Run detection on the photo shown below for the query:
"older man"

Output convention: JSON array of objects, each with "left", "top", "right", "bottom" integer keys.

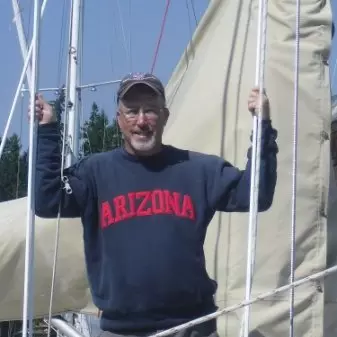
[{"left": 33, "top": 72, "right": 278, "bottom": 337}]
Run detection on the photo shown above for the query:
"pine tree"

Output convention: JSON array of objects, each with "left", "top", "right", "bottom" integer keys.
[
  {"left": 0, "top": 134, "right": 28, "bottom": 201},
  {"left": 81, "top": 102, "right": 122, "bottom": 156}
]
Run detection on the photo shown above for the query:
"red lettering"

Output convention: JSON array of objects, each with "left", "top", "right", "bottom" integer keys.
[
  {"left": 136, "top": 191, "right": 152, "bottom": 216},
  {"left": 127, "top": 192, "right": 136, "bottom": 218},
  {"left": 100, "top": 189, "right": 196, "bottom": 230},
  {"left": 181, "top": 195, "right": 195, "bottom": 220},
  {"left": 164, "top": 190, "right": 181, "bottom": 216},
  {"left": 100, "top": 201, "right": 114, "bottom": 228},
  {"left": 113, "top": 195, "right": 128, "bottom": 222},
  {"left": 152, "top": 190, "right": 165, "bottom": 214}
]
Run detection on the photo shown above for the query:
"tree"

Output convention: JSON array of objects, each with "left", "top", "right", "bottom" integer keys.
[
  {"left": 81, "top": 102, "right": 122, "bottom": 156},
  {"left": 49, "top": 86, "right": 66, "bottom": 144},
  {"left": 0, "top": 134, "right": 28, "bottom": 201}
]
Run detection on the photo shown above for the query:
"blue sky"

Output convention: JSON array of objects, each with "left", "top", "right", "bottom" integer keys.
[{"left": 0, "top": 0, "right": 336, "bottom": 150}]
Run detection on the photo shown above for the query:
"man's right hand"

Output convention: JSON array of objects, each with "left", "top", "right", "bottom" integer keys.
[{"left": 29, "top": 93, "right": 57, "bottom": 125}]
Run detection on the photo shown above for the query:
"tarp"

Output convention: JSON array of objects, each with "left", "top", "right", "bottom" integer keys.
[
  {"left": 163, "top": 0, "right": 334, "bottom": 336},
  {"left": 0, "top": 0, "right": 334, "bottom": 336}
]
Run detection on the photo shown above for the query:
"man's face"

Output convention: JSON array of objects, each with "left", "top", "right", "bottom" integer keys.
[{"left": 117, "top": 84, "right": 169, "bottom": 156}]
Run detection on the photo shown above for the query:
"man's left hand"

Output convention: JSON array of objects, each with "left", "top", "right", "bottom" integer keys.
[{"left": 248, "top": 87, "right": 270, "bottom": 120}]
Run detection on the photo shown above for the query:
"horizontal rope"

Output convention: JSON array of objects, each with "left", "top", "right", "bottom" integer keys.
[{"left": 149, "top": 264, "right": 337, "bottom": 337}]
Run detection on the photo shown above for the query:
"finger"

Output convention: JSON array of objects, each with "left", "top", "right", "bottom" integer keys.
[
  {"left": 251, "top": 87, "right": 266, "bottom": 95},
  {"left": 36, "top": 93, "right": 43, "bottom": 100}
]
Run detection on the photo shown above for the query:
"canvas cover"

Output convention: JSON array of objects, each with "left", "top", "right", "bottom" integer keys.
[
  {"left": 164, "top": 0, "right": 334, "bottom": 336},
  {"left": 0, "top": 0, "right": 335, "bottom": 336}
]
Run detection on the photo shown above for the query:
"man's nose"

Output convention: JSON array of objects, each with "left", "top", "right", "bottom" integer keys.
[{"left": 136, "top": 110, "right": 147, "bottom": 125}]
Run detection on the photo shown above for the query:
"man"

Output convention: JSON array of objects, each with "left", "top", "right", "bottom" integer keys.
[{"left": 33, "top": 72, "right": 278, "bottom": 337}]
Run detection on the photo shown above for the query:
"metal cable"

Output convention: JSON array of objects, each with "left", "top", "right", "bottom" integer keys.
[
  {"left": 289, "top": 0, "right": 301, "bottom": 336},
  {"left": 240, "top": 0, "right": 268, "bottom": 336},
  {"left": 47, "top": 1, "right": 74, "bottom": 336}
]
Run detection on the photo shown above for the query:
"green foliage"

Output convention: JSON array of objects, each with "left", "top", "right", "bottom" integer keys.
[
  {"left": 49, "top": 86, "right": 66, "bottom": 143},
  {"left": 0, "top": 134, "right": 28, "bottom": 201},
  {"left": 81, "top": 101, "right": 122, "bottom": 156}
]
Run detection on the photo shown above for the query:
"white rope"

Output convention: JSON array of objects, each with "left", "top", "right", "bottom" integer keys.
[
  {"left": 240, "top": 0, "right": 268, "bottom": 336},
  {"left": 22, "top": 0, "right": 41, "bottom": 337},
  {"left": 148, "top": 264, "right": 337, "bottom": 337},
  {"left": 47, "top": 1, "right": 82, "bottom": 335},
  {"left": 289, "top": 0, "right": 301, "bottom": 336}
]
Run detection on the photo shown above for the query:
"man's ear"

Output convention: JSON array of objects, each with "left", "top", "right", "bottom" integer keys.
[{"left": 116, "top": 111, "right": 122, "bottom": 127}]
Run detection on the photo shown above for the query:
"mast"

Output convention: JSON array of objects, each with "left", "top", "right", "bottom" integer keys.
[
  {"left": 64, "top": 1, "right": 92, "bottom": 336},
  {"left": 22, "top": 0, "right": 42, "bottom": 336},
  {"left": 65, "top": 0, "right": 82, "bottom": 167}
]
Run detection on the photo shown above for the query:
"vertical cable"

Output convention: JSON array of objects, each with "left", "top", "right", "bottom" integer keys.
[
  {"left": 240, "top": 0, "right": 268, "bottom": 336},
  {"left": 289, "top": 0, "right": 300, "bottom": 336}
]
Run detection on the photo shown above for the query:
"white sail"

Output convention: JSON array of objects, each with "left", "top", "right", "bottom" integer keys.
[
  {"left": 0, "top": 0, "right": 335, "bottom": 337},
  {"left": 0, "top": 196, "right": 89, "bottom": 319},
  {"left": 163, "top": 0, "right": 334, "bottom": 336}
]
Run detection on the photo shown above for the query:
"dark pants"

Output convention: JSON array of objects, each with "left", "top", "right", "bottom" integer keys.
[{"left": 100, "top": 320, "right": 219, "bottom": 337}]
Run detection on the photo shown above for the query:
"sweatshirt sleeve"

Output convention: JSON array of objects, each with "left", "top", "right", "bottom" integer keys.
[
  {"left": 207, "top": 120, "right": 278, "bottom": 212},
  {"left": 35, "top": 122, "right": 94, "bottom": 218}
]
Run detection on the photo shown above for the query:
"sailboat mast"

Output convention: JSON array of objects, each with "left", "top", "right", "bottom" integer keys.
[
  {"left": 64, "top": 2, "right": 92, "bottom": 336},
  {"left": 65, "top": 0, "right": 82, "bottom": 167},
  {"left": 22, "top": 0, "right": 42, "bottom": 336}
]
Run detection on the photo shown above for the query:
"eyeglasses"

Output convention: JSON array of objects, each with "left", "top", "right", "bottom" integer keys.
[{"left": 119, "top": 107, "right": 163, "bottom": 121}]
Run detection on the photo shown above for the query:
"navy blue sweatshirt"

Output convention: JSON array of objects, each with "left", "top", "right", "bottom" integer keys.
[{"left": 35, "top": 121, "right": 278, "bottom": 333}]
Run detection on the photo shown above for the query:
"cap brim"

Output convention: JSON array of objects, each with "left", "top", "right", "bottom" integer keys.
[{"left": 118, "top": 81, "right": 162, "bottom": 100}]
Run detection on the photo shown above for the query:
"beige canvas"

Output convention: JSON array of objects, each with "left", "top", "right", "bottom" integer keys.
[
  {"left": 0, "top": 0, "right": 334, "bottom": 336},
  {"left": 163, "top": 0, "right": 333, "bottom": 336}
]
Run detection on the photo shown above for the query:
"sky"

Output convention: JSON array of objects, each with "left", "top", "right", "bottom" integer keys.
[
  {"left": 0, "top": 0, "right": 336, "bottom": 150},
  {"left": 0, "top": 0, "right": 209, "bottom": 149}
]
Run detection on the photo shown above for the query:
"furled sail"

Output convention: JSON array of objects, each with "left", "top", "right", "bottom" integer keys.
[
  {"left": 0, "top": 1, "right": 335, "bottom": 337},
  {"left": 163, "top": 0, "right": 334, "bottom": 336}
]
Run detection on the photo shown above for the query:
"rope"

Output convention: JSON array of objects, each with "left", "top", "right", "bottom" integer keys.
[
  {"left": 116, "top": 0, "right": 131, "bottom": 71},
  {"left": 46, "top": 1, "right": 75, "bottom": 335},
  {"left": 240, "top": 0, "right": 268, "bottom": 336},
  {"left": 150, "top": 0, "right": 171, "bottom": 74},
  {"left": 148, "top": 264, "right": 337, "bottom": 337},
  {"left": 289, "top": 0, "right": 301, "bottom": 336}
]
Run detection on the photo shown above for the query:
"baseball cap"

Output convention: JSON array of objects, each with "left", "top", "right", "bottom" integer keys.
[{"left": 117, "top": 72, "right": 166, "bottom": 102}]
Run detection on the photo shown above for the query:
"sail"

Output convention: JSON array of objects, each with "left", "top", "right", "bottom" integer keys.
[
  {"left": 0, "top": 0, "right": 334, "bottom": 337},
  {"left": 163, "top": 0, "right": 334, "bottom": 336},
  {"left": 0, "top": 196, "right": 90, "bottom": 319}
]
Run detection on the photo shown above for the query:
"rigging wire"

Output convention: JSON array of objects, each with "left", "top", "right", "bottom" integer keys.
[
  {"left": 47, "top": 1, "right": 74, "bottom": 336},
  {"left": 289, "top": 0, "right": 301, "bottom": 336},
  {"left": 150, "top": 0, "right": 171, "bottom": 74},
  {"left": 57, "top": 0, "right": 67, "bottom": 86},
  {"left": 128, "top": 0, "right": 133, "bottom": 71},
  {"left": 15, "top": 93, "right": 25, "bottom": 199},
  {"left": 189, "top": 0, "right": 198, "bottom": 27},
  {"left": 185, "top": 0, "right": 194, "bottom": 45},
  {"left": 79, "top": 0, "right": 86, "bottom": 157},
  {"left": 239, "top": 0, "right": 268, "bottom": 336},
  {"left": 116, "top": 0, "right": 131, "bottom": 72}
]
